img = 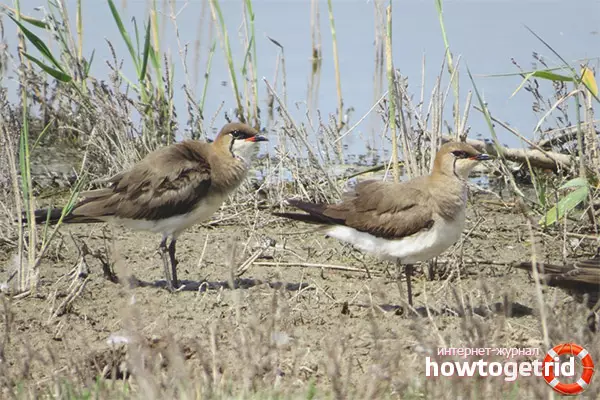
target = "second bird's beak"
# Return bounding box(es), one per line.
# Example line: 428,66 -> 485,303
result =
470,153 -> 492,161
246,135 -> 268,142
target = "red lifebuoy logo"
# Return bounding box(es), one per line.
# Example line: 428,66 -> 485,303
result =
543,343 -> 595,395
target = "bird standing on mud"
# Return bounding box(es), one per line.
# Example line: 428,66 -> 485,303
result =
29,122 -> 268,290
274,141 -> 491,307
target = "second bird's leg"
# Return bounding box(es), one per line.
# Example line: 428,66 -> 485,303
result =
159,236 -> 174,290
168,239 -> 178,288
405,264 -> 414,307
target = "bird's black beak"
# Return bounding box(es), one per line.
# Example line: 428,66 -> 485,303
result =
246,135 -> 268,142
470,153 -> 492,161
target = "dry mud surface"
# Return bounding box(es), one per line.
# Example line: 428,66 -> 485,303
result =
1,193 -> 600,398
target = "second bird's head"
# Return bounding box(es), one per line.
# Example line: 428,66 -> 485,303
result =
215,122 -> 268,163
436,141 -> 492,179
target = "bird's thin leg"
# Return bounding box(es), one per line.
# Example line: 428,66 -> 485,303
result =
168,238 -> 179,289
159,236 -> 174,291
395,260 -> 413,314
405,264 -> 414,307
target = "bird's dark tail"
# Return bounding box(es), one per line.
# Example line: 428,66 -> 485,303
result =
35,207 -> 68,224
272,199 -> 343,225
16,207 -> 72,225
17,207 -> 104,225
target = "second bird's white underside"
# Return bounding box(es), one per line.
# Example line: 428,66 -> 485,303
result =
325,208 -> 466,264
112,194 -> 227,238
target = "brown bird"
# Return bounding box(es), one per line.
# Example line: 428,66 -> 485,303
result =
515,253 -> 600,309
31,122 -> 267,290
273,141 -> 491,307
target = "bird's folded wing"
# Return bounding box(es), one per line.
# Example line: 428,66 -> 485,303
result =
74,145 -> 212,221
566,258 -> 600,285
324,179 -> 435,239
516,257 -> 600,285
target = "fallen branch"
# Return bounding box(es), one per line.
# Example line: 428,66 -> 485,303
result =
441,135 -> 572,171
253,258 -> 511,273
252,261 -> 375,274
538,122 -> 600,148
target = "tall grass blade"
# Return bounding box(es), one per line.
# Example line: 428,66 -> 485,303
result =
210,0 -> 245,122
524,25 -> 575,74
559,177 -> 588,190
539,185 -> 589,226
466,65 -> 525,198
31,119 -> 55,151
9,16 -> 65,72
511,70 -> 574,98
478,66 -> 568,78
435,0 -> 460,134
83,50 -> 95,77
200,40 -> 217,116
22,53 -> 72,82
384,4 -> 399,182
525,25 -> 600,104
107,0 -> 140,72
139,17 -> 152,82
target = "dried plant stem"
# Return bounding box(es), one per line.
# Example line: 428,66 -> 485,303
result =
326,0 -> 343,133
14,0 -> 37,292
583,83 -> 599,171
263,77 -> 341,198
252,261 -> 376,274
334,90 -> 388,144
526,220 -> 550,352
384,4 -> 399,183
243,0 -> 259,127
435,0 -> 460,134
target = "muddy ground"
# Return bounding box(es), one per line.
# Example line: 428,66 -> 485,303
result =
1,192 -> 599,398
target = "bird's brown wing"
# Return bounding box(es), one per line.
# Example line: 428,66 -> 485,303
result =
73,142 -> 212,221
281,179 -> 435,239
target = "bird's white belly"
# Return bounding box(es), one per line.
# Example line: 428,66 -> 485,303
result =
326,209 -> 466,263
114,194 -> 226,237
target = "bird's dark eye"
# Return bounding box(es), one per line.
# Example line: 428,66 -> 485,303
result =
230,130 -> 249,140
451,150 -> 469,159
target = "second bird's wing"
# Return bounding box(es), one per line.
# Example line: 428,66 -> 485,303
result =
325,179 -> 435,239
283,179 -> 435,240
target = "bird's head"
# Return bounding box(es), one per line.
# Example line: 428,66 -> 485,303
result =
434,141 -> 492,179
214,122 -> 268,164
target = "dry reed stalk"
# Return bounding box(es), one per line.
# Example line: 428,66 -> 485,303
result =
263,77 -> 341,200
326,0 -> 343,135
308,0 -> 322,117
384,5 -> 399,183
372,0 -> 385,107
435,0 -> 460,136
525,220 -> 551,367
242,0 -> 259,128
583,80 -> 599,172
